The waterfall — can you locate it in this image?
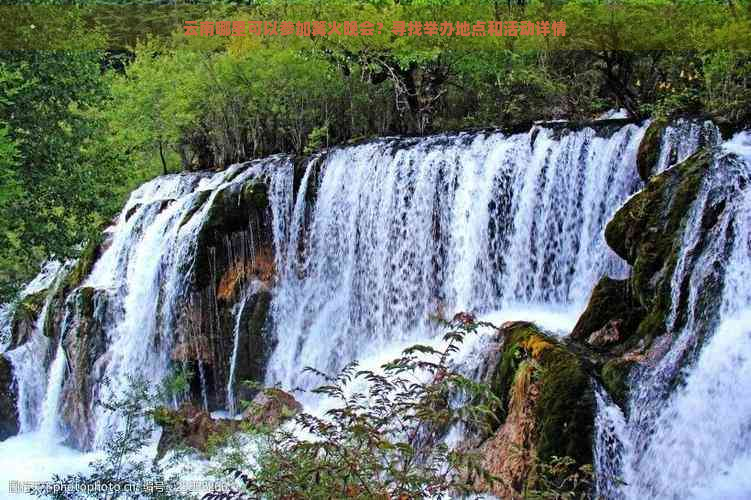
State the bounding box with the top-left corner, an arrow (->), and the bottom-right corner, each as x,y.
6,116 -> 743,495
265,123 -> 647,393
654,118 -> 720,174
38,337 -> 66,441
88,162 -> 280,447
594,131 -> 751,499
3,262 -> 66,433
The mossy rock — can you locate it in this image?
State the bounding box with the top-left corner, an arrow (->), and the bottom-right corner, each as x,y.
192,179 -> 271,290
601,358 -> 636,409
604,150 -> 711,346
492,322 -> 594,465
0,355 -> 18,440
14,289 -> 47,323
153,403 -> 242,460
8,289 -> 48,348
571,277 -> 644,345
572,148 -> 714,407
60,233 -> 105,296
636,118 -> 667,182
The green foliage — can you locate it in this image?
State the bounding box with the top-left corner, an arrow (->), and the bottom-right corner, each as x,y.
159,366 -> 194,405
526,455 -> 594,500
303,121 -> 330,155
42,377 -> 192,500
0,43 -> 138,299
218,318 -> 502,499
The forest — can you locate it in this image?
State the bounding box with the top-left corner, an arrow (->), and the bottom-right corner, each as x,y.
1,0 -> 750,299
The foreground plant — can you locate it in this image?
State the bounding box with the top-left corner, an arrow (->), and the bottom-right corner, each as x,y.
206,315 -> 503,499
40,376 -> 192,500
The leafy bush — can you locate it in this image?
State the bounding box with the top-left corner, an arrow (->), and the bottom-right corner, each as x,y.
210,317 -> 501,499
41,377 -> 192,500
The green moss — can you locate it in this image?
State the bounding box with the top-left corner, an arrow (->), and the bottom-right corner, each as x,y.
601,150 -> 711,349
14,289 -> 46,323
571,277 -> 643,343
535,346 -> 594,464
8,289 -> 48,347
61,233 -> 104,295
151,406 -> 182,427
491,322 -> 594,465
601,358 -> 635,408
491,323 -> 542,421
636,118 -> 667,182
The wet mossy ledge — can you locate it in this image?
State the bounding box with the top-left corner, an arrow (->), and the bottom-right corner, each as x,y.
573,147 -> 717,408
476,321 -> 594,499
636,118 -> 667,182
494,322 -> 594,464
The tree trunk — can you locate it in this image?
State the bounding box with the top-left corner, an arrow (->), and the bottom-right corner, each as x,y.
159,140 -> 168,175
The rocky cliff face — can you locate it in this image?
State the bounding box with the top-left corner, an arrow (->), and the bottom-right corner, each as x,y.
571,143 -> 746,410
0,161 -> 295,450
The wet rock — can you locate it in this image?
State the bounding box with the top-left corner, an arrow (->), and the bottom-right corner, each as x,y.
174,284 -> 272,411
0,356 -> 19,440
7,289 -> 47,349
153,389 -> 301,460
60,234 -> 105,297
601,357 -> 637,408
476,322 -> 594,498
573,147 -> 736,409
241,388 -> 302,428
193,178 -> 275,290
570,277 -> 643,346
636,118 -> 667,182
173,174 -> 277,412
588,320 -> 623,348
124,203 -> 141,221
60,287 -> 111,450
604,150 -> 711,345
153,403 -> 241,460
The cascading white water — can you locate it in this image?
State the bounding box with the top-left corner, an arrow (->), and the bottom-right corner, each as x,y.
654,118 -> 720,174
265,123 -> 648,393
3,262 -> 67,433
88,162 -> 281,447
594,131 -> 751,499
4,117 -> 742,498
38,337 -> 66,441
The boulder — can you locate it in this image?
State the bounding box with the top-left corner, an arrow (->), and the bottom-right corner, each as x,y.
476,322 -> 594,499
242,388 -> 302,428
636,118 -> 667,182
0,356 -> 19,440
153,403 -> 240,460
153,389 -> 301,460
